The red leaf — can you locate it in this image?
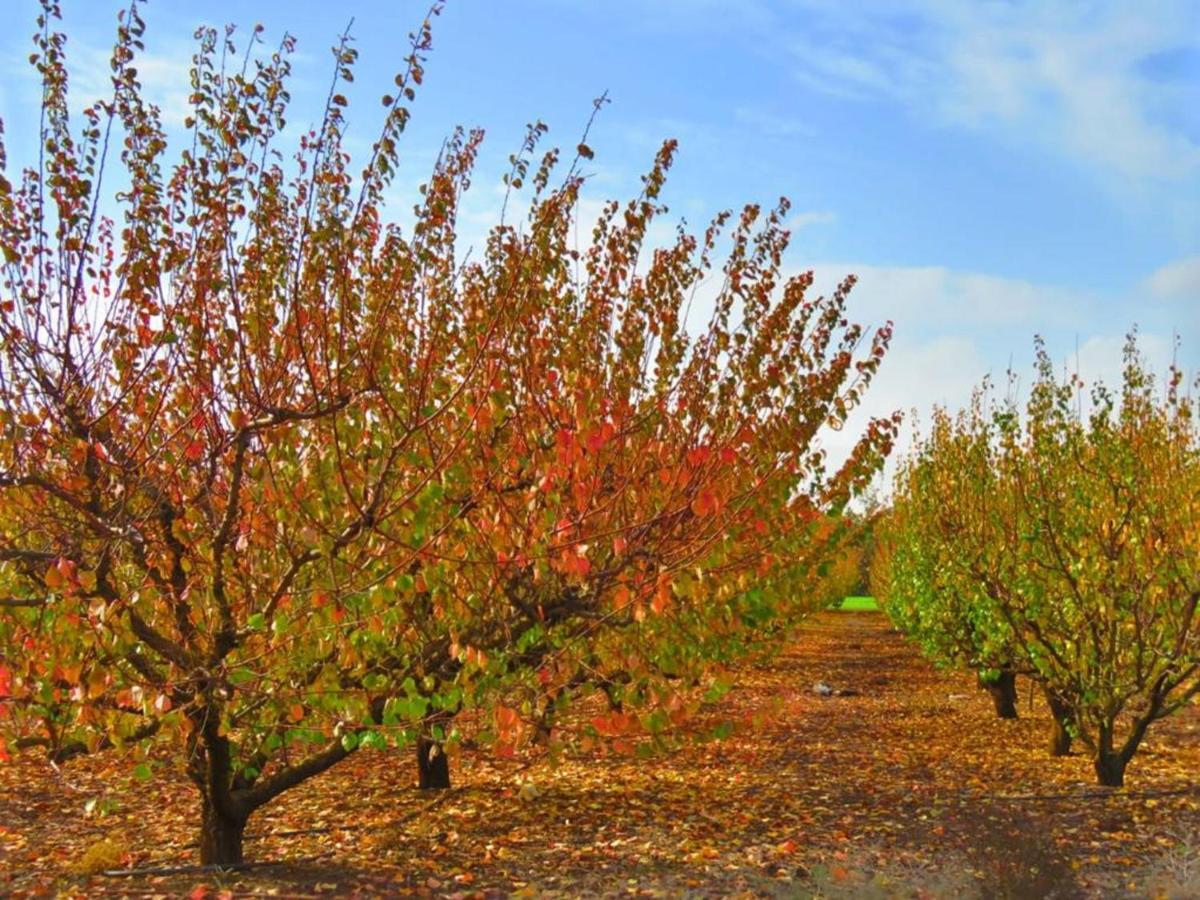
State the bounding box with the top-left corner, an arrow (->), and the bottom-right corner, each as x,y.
690,490 -> 720,517
57,557 -> 77,583
495,705 -> 520,742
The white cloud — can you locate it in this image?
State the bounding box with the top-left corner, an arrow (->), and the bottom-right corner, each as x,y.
784,209 -> 835,231
47,37 -> 197,132
804,261 -> 1095,335
824,322 -> 1182,499
817,328 -> 990,501
1144,255 -> 1200,300
1071,332 -> 1178,390
804,263 -> 1041,473
0,25 -> 246,138
775,0 -> 1200,182
789,260 -> 1186,488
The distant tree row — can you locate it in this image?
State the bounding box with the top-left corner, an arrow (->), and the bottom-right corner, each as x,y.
874,338 -> 1199,786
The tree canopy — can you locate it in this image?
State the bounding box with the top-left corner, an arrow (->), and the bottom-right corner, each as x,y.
0,1 -> 896,865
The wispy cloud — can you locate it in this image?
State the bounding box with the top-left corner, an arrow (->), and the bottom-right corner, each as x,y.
785,209 -> 835,230
1144,255 -> 1200,300
804,261 -> 1096,337
75,42 -> 196,130
775,0 -> 1200,181
809,260 -> 1185,482
732,107 -> 817,140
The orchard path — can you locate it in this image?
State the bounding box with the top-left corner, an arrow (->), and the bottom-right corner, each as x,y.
2,611 -> 1198,898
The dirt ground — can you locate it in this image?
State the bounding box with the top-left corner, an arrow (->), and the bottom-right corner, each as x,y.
2,611 -> 1198,898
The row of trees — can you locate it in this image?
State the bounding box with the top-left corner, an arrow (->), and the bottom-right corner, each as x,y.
874,338 -> 1199,786
0,2 -> 896,865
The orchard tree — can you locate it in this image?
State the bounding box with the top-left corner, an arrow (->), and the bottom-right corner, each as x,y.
880,400 -> 1032,721
884,338 -> 1199,784
359,128 -> 899,785
0,0 -> 505,865
0,0 -> 902,869
992,339 -> 1199,785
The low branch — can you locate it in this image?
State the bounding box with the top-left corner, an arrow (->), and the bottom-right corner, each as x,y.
0,596 -> 47,608
239,736 -> 351,813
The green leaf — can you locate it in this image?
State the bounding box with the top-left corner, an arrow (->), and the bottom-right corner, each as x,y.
362,672 -> 388,691
227,667 -> 256,686
359,731 -> 387,751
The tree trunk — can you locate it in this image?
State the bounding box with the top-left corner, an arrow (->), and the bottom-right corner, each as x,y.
980,670 -> 1019,719
1094,751 -> 1127,787
199,798 -> 248,866
1092,714 -> 1157,788
416,736 -> 450,790
1043,687 -> 1073,757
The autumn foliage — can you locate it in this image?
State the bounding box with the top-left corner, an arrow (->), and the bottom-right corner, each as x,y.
0,1 -> 896,866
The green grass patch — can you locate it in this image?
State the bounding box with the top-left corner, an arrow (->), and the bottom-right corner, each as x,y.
835,596 -> 879,612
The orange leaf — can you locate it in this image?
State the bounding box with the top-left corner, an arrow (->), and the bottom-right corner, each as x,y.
612,584 -> 631,610
44,565 -> 64,591
652,581 -> 671,616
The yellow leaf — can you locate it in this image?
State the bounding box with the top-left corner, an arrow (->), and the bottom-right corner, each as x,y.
87,668 -> 107,699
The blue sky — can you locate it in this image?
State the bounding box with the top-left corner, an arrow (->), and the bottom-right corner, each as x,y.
2,0 -> 1197,464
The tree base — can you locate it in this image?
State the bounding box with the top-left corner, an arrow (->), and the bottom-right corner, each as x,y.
1048,719 -> 1073,757
1094,753 -> 1127,787
200,803 -> 248,866
417,737 -> 451,790
1044,688 -> 1074,757
980,670 -> 1019,719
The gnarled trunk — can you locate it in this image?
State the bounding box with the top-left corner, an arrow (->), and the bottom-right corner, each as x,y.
199,798 -> 248,866
1094,751 -> 1127,787
979,669 -> 1018,719
1092,717 -> 1154,788
186,703 -> 354,866
189,714 -> 251,867
1043,686 -> 1074,757
416,736 -> 450,790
